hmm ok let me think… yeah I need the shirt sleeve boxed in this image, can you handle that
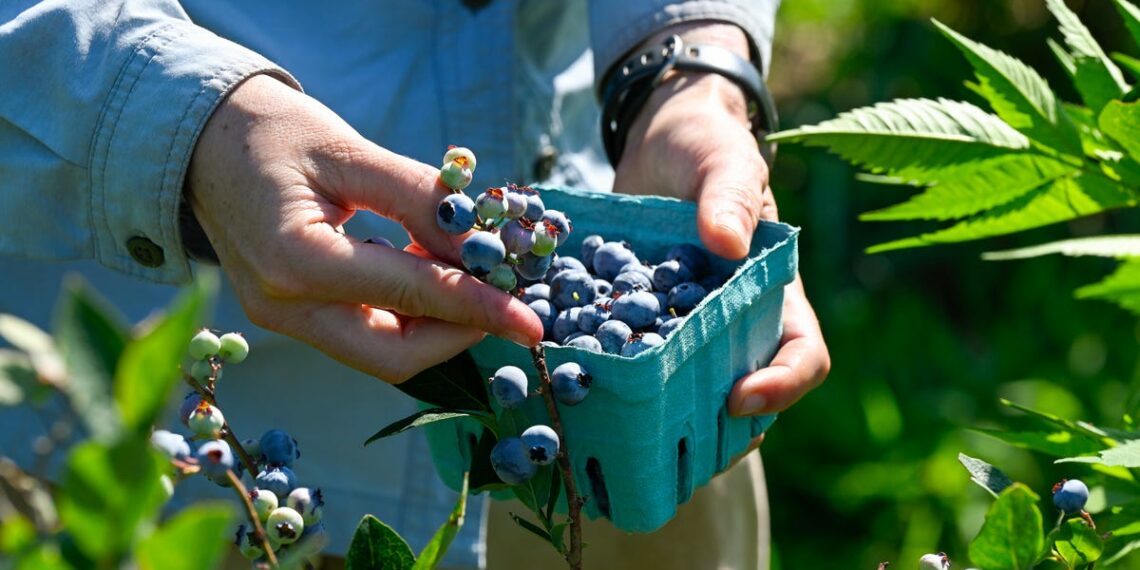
[0,0,299,284]
[587,0,779,86]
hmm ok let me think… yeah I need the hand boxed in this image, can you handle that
[186,75,543,383]
[613,24,830,418]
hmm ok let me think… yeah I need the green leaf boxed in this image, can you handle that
[345,515,416,570]
[868,172,1136,253]
[1054,518,1103,566]
[114,275,210,436]
[412,472,469,570]
[971,428,1106,459]
[859,154,1072,221]
[968,483,1044,570]
[0,349,33,406]
[1058,439,1140,467]
[135,504,234,570]
[1048,38,1076,78]
[53,278,129,441]
[395,351,489,412]
[56,438,168,562]
[1046,0,1128,113]
[767,98,1030,179]
[544,467,563,521]
[1105,501,1140,537]
[1112,52,1140,81]
[365,408,484,446]
[13,543,70,570]
[959,453,1015,498]
[469,428,508,492]
[1075,258,1140,315]
[508,512,552,544]
[0,314,65,385]
[1000,399,1119,442]
[933,19,1083,156]
[983,235,1140,260]
[0,513,36,555]
[1099,100,1140,162]
[1115,0,1140,50]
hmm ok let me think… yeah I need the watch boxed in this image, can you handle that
[600,34,778,168]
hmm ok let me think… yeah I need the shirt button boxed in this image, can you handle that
[127,236,165,267]
[532,146,557,181]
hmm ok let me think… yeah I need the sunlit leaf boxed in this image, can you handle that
[968,483,1044,570]
[982,235,1140,260]
[345,515,415,570]
[959,453,1015,498]
[1046,0,1128,112]
[411,472,469,570]
[1075,258,1140,315]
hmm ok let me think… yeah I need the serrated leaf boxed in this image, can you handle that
[959,453,1015,498]
[115,275,210,436]
[411,472,468,570]
[983,235,1140,260]
[1075,258,1140,315]
[860,154,1072,221]
[1099,100,1140,162]
[1055,518,1104,566]
[1048,38,1077,77]
[767,98,1030,179]
[365,408,485,446]
[968,483,1044,570]
[135,504,233,570]
[1047,0,1128,112]
[395,351,489,412]
[1058,439,1140,467]
[1116,0,1140,50]
[868,172,1136,253]
[345,515,415,570]
[934,19,1083,156]
[53,279,129,441]
[971,428,1106,458]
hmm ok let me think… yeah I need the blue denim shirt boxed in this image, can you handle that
[0,1,777,567]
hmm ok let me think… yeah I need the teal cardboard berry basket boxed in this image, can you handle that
[424,186,798,533]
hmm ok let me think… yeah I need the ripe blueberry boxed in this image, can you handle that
[550,362,591,406]
[667,282,708,316]
[595,320,632,355]
[490,366,529,410]
[501,219,537,255]
[520,425,560,466]
[260,428,300,468]
[611,291,660,329]
[515,252,554,281]
[1053,479,1089,514]
[436,193,477,235]
[490,437,538,485]
[592,242,639,281]
[550,270,595,310]
[621,332,666,357]
[580,234,604,273]
[150,429,192,460]
[565,334,602,352]
[257,466,299,500]
[195,439,234,481]
[460,231,507,277]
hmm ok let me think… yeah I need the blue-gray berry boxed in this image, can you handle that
[595,320,632,355]
[491,366,529,410]
[490,437,538,484]
[611,291,660,329]
[550,270,595,310]
[260,429,300,468]
[460,231,506,277]
[520,425,560,465]
[621,332,666,357]
[256,466,299,500]
[550,362,591,405]
[1053,479,1089,514]
[436,193,477,235]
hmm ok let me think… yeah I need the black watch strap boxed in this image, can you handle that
[600,34,778,168]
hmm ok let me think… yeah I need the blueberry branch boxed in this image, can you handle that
[226,469,279,568]
[529,346,583,570]
[183,370,261,478]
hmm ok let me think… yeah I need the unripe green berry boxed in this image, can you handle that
[266,506,305,545]
[235,525,265,560]
[218,332,250,363]
[440,160,473,191]
[190,359,218,382]
[442,146,477,172]
[251,487,279,522]
[187,402,226,438]
[487,263,517,291]
[531,222,558,257]
[188,329,221,360]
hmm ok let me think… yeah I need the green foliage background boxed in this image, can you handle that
[764,1,1140,568]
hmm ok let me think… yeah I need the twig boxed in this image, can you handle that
[227,469,279,568]
[184,371,261,477]
[529,346,583,570]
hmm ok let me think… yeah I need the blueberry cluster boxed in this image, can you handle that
[486,362,592,485]
[522,237,725,356]
[434,147,573,291]
[150,329,326,564]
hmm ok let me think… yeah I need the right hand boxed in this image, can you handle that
[185,75,543,383]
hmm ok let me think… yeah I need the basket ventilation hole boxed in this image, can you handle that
[586,457,611,519]
[677,437,692,504]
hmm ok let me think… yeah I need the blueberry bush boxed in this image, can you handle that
[772,0,1140,567]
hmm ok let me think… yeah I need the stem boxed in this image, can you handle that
[184,371,261,478]
[529,346,583,570]
[227,469,279,568]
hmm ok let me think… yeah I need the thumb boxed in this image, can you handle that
[695,146,769,260]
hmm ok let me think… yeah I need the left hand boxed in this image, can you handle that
[613,23,830,420]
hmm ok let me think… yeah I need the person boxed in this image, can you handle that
[0,1,829,568]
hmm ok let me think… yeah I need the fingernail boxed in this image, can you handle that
[717,214,751,252]
[505,331,535,347]
[738,394,767,416]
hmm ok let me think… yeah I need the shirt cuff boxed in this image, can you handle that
[90,21,300,284]
[590,0,778,89]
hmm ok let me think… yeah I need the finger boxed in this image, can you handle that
[728,276,830,416]
[264,299,488,383]
[694,135,770,260]
[286,232,543,346]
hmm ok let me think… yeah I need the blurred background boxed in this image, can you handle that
[762,0,1140,567]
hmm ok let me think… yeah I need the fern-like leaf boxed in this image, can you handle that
[1111,52,1140,81]
[1047,0,1129,113]
[934,19,1083,157]
[1099,100,1140,163]
[1075,258,1140,315]
[982,235,1140,260]
[1115,0,1140,50]
[867,172,1137,253]
[860,154,1073,221]
[1048,37,1076,78]
[767,98,1030,179]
